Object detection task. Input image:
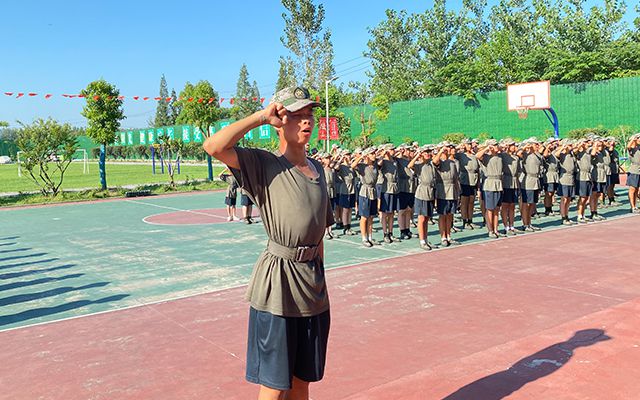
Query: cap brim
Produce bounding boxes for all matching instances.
[284,100,321,112]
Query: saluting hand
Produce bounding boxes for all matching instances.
[260,103,288,128]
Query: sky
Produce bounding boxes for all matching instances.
[1,0,637,129]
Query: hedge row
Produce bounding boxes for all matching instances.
[90,142,208,161]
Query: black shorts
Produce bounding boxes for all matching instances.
[338,193,356,209]
[483,190,503,210]
[520,189,537,204]
[502,188,518,204]
[358,196,378,217]
[224,196,237,206]
[380,193,398,213]
[246,307,330,390]
[397,192,413,210]
[627,173,640,188]
[241,194,254,206]
[376,184,383,199]
[460,184,475,197]
[558,184,575,199]
[607,174,619,185]
[543,182,557,193]
[414,198,434,217]
[436,199,458,215]
[330,197,338,209]
[592,181,606,193]
[577,181,592,197]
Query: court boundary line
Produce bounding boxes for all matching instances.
[126,199,228,220]
[1,213,636,334]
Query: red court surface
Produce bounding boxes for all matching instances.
[143,208,259,225]
[1,215,639,399]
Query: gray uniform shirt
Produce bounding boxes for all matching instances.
[591,151,608,183]
[480,154,503,192]
[324,166,336,198]
[232,147,334,317]
[544,154,559,184]
[455,152,479,187]
[396,157,412,193]
[355,163,378,199]
[221,173,238,198]
[413,162,436,201]
[521,152,542,190]
[629,146,640,174]
[576,150,593,182]
[609,149,620,175]
[337,164,356,195]
[500,153,521,189]
[435,159,460,200]
[380,159,399,194]
[558,152,577,186]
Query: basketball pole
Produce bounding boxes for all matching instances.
[543,107,559,139]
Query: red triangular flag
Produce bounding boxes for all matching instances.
[220,98,225,103]
[197,98,204,103]
[315,96,320,101]
[230,98,235,105]
[45,94,52,99]
[187,97,194,102]
[133,96,139,100]
[16,93,24,98]
[165,97,172,102]
[252,97,258,101]
[78,94,85,98]
[93,95,100,100]
[118,95,125,100]
[28,93,37,97]
[4,92,13,96]
[143,97,150,100]
[260,97,265,103]
[107,96,113,100]
[154,97,161,100]
[242,97,247,101]
[207,97,214,104]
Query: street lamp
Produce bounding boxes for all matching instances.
[325,76,339,153]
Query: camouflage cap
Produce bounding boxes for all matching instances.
[270,86,321,112]
[484,139,498,146]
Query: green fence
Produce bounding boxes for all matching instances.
[0,139,18,158]
[339,76,640,144]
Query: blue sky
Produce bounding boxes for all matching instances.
[1,0,636,129]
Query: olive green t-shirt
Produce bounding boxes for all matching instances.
[480,154,503,192]
[499,153,520,189]
[629,146,640,174]
[521,152,542,190]
[337,164,356,195]
[544,154,559,184]
[231,147,334,317]
[576,150,593,181]
[455,152,479,186]
[380,159,399,194]
[591,151,607,183]
[220,173,238,198]
[324,166,336,198]
[558,152,576,186]
[396,157,413,193]
[413,162,436,201]
[355,163,378,199]
[435,159,460,200]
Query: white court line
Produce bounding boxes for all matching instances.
[126,199,228,220]
[330,237,414,255]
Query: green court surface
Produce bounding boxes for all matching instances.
[0,189,633,331]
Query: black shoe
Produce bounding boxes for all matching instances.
[245,218,252,224]
[383,234,392,243]
[441,239,450,247]
[362,240,373,248]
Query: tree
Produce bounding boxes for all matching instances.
[280,0,335,90]
[81,79,125,191]
[15,118,78,196]
[0,121,8,128]
[168,88,181,125]
[231,64,263,121]
[176,80,221,181]
[276,56,297,91]
[154,74,171,127]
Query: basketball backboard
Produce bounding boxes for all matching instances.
[507,80,551,111]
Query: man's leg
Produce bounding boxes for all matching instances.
[258,385,285,400]
[286,377,310,400]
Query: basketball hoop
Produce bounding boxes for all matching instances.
[516,107,529,120]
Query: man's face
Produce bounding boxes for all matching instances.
[280,106,315,146]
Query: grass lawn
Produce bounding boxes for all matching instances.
[0,162,226,193]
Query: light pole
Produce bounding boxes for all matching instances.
[325,76,338,153]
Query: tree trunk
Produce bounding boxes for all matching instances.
[100,143,107,191]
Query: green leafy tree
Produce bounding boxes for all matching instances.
[276,56,297,91]
[154,74,171,127]
[231,65,263,121]
[0,121,8,128]
[280,0,335,90]
[176,80,221,180]
[442,132,468,144]
[15,118,78,196]
[168,88,181,125]
[81,79,125,190]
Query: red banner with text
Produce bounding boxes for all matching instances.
[318,117,339,140]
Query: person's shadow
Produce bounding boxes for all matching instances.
[442,329,611,400]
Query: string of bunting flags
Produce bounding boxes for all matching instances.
[2,91,322,104]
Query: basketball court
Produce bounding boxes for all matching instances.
[1,188,639,399]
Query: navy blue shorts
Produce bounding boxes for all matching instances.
[330,197,338,209]
[607,174,620,185]
[483,190,503,210]
[380,193,398,213]
[520,189,537,204]
[241,194,254,206]
[577,181,592,197]
[358,196,378,217]
[414,198,434,217]
[398,192,413,210]
[246,307,330,390]
[502,188,518,204]
[225,196,237,206]
[460,184,476,197]
[338,193,356,209]
[543,182,557,193]
[627,173,640,188]
[436,199,458,215]
[558,184,575,199]
[592,181,606,193]
[376,184,383,199]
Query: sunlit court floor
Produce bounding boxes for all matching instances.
[0,189,639,399]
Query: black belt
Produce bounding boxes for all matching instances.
[267,240,319,262]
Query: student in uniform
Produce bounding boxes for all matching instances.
[589,138,608,220]
[409,145,437,250]
[240,189,256,224]
[605,137,621,206]
[219,168,240,221]
[432,142,461,246]
[336,150,357,235]
[555,139,577,225]
[320,153,337,239]
[575,139,594,223]
[455,139,481,230]
[203,86,332,400]
[543,138,560,216]
[627,133,640,212]
[352,148,379,247]
[476,139,503,239]
[396,144,414,239]
[499,139,522,235]
[519,138,545,232]
[378,143,401,243]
